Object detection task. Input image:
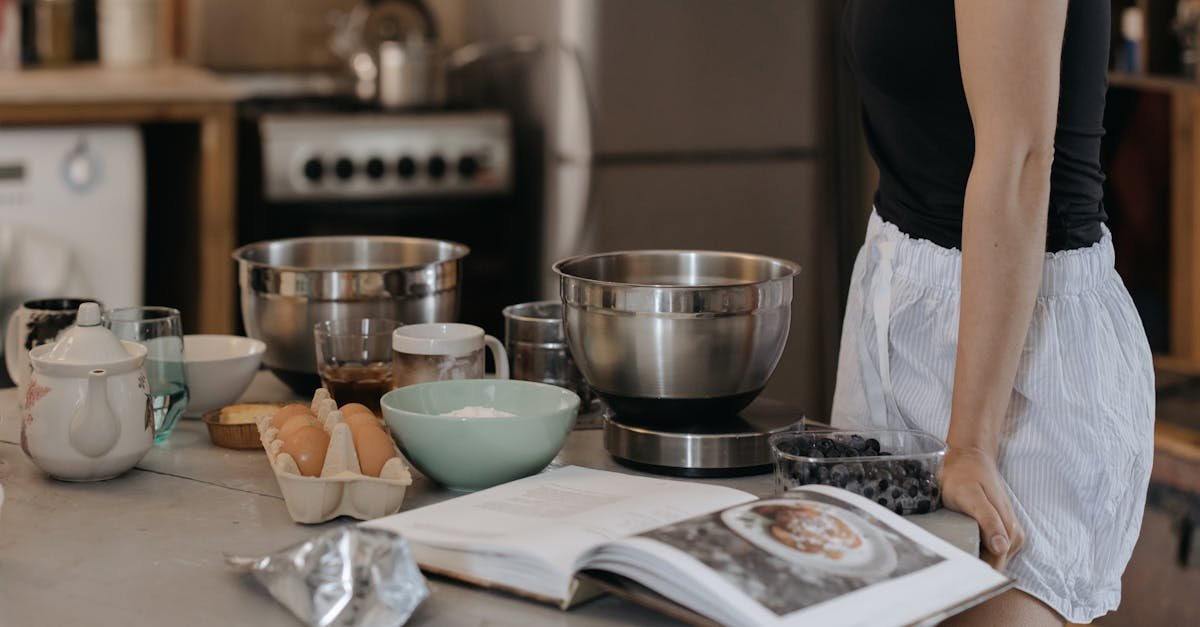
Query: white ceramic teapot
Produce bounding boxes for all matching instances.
[21,303,153,481]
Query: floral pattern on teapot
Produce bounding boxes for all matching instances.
[20,375,51,457]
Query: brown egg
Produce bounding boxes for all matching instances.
[277,414,313,441]
[281,426,330,477]
[344,412,381,434]
[270,403,312,430]
[340,403,376,419]
[352,424,397,478]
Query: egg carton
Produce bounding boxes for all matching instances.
[255,389,413,524]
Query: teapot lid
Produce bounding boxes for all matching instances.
[41,303,132,365]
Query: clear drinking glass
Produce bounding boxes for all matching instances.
[104,306,189,443]
[314,318,401,414]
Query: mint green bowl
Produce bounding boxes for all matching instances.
[380,379,581,491]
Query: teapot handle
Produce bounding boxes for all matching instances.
[68,369,122,458]
[4,310,24,388]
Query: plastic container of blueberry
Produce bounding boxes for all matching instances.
[769,429,947,516]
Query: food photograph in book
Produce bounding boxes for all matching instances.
[640,493,945,616]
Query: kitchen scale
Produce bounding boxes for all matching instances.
[602,397,804,478]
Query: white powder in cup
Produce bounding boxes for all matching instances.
[439,406,516,418]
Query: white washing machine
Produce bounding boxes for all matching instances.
[0,125,145,350]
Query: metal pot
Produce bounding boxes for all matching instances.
[501,300,594,409]
[554,250,800,427]
[233,236,468,394]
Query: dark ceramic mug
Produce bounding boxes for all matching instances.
[5,298,102,409]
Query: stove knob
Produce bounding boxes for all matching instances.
[397,156,417,179]
[334,158,355,180]
[366,157,386,180]
[302,158,324,182]
[457,156,480,179]
[427,155,446,180]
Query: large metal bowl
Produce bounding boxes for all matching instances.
[233,236,469,394]
[554,250,800,426]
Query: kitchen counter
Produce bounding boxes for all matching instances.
[0,372,978,626]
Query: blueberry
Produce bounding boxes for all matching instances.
[894,504,905,515]
[818,437,835,451]
[930,486,940,500]
[830,464,850,487]
[806,448,824,459]
[877,478,890,491]
[891,487,902,499]
[902,477,920,498]
[865,438,880,451]
[916,499,931,514]
[863,485,876,498]
[878,497,889,507]
[849,435,866,451]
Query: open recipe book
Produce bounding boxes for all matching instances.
[365,466,1011,627]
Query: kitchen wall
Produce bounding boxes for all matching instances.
[182,0,470,70]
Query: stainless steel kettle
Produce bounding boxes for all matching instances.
[329,0,440,107]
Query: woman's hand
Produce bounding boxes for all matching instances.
[941,446,1025,571]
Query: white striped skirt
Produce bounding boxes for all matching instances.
[831,211,1155,622]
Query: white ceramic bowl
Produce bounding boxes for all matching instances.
[183,335,267,417]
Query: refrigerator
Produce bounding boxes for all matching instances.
[455,0,856,416]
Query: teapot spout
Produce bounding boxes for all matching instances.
[69,369,122,458]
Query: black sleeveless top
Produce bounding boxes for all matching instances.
[843,0,1109,252]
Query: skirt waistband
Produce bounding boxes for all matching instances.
[866,211,1116,298]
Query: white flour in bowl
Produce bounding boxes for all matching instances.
[439,406,516,418]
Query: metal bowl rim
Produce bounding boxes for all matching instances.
[232,235,471,273]
[552,249,801,289]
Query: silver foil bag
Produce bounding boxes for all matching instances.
[227,526,429,626]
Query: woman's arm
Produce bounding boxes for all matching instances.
[946,0,1069,570]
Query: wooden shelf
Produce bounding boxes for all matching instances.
[1110,71,1200,94]
[0,64,243,105]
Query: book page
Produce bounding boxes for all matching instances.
[365,466,756,577]
[577,485,1010,627]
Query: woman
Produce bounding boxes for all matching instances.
[835,2,1153,624]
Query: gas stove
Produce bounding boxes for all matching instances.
[258,110,512,202]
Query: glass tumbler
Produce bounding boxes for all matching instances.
[104,306,189,443]
[314,318,402,414]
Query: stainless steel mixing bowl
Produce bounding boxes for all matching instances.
[554,250,800,426]
[233,236,469,394]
